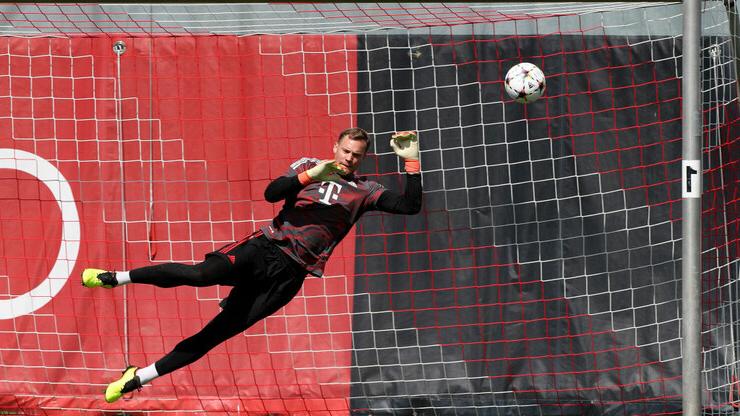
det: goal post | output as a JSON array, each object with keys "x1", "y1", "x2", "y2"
[
  {"x1": 682, "y1": 1, "x2": 702, "y2": 415},
  {"x1": 0, "y1": 2, "x2": 737, "y2": 415}
]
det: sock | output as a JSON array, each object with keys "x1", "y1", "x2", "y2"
[
  {"x1": 136, "y1": 363, "x2": 159, "y2": 384},
  {"x1": 116, "y1": 271, "x2": 132, "y2": 286}
]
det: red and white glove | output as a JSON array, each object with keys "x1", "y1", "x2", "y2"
[{"x1": 390, "y1": 131, "x2": 420, "y2": 174}]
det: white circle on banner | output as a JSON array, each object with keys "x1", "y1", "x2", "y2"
[{"x1": 0, "y1": 149, "x2": 80, "y2": 319}]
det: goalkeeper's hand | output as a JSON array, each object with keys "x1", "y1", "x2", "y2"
[
  {"x1": 299, "y1": 160, "x2": 348, "y2": 184},
  {"x1": 390, "y1": 131, "x2": 420, "y2": 173}
]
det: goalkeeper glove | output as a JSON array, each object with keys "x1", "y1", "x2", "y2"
[
  {"x1": 390, "y1": 131, "x2": 420, "y2": 173},
  {"x1": 298, "y1": 160, "x2": 348, "y2": 185}
]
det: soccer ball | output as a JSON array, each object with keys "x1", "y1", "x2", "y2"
[{"x1": 504, "y1": 62, "x2": 546, "y2": 104}]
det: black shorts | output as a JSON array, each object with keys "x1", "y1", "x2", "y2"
[{"x1": 207, "y1": 231, "x2": 307, "y2": 314}]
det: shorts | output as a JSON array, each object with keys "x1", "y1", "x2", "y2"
[{"x1": 207, "y1": 231, "x2": 307, "y2": 313}]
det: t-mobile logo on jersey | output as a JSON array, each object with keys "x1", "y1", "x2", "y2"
[{"x1": 318, "y1": 181, "x2": 342, "y2": 205}]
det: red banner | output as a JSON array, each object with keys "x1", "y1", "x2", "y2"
[{"x1": 0, "y1": 35, "x2": 357, "y2": 414}]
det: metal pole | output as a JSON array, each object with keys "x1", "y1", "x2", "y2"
[
  {"x1": 113, "y1": 40, "x2": 130, "y2": 364},
  {"x1": 682, "y1": 0, "x2": 703, "y2": 415}
]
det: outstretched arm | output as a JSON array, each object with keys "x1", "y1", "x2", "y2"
[
  {"x1": 376, "y1": 173, "x2": 422, "y2": 214},
  {"x1": 376, "y1": 130, "x2": 422, "y2": 215}
]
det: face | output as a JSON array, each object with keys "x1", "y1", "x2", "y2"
[{"x1": 333, "y1": 135, "x2": 368, "y2": 174}]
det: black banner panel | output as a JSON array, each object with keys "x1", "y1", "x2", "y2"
[{"x1": 351, "y1": 34, "x2": 688, "y2": 415}]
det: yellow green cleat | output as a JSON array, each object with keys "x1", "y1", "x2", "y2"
[
  {"x1": 81, "y1": 268, "x2": 118, "y2": 288},
  {"x1": 105, "y1": 365, "x2": 141, "y2": 403}
]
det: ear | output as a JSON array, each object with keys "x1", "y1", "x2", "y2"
[{"x1": 333, "y1": 141, "x2": 339, "y2": 154}]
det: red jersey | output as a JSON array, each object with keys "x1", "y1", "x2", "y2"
[{"x1": 261, "y1": 157, "x2": 386, "y2": 276}]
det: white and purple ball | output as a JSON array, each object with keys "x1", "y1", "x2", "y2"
[{"x1": 504, "y1": 62, "x2": 546, "y2": 104}]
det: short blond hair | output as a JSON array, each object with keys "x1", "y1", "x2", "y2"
[{"x1": 337, "y1": 127, "x2": 370, "y2": 147}]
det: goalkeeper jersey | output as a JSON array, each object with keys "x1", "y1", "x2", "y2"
[{"x1": 261, "y1": 157, "x2": 386, "y2": 277}]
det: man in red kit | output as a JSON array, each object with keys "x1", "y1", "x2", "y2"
[{"x1": 81, "y1": 127, "x2": 422, "y2": 403}]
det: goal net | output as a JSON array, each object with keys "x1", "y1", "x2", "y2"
[{"x1": 0, "y1": 2, "x2": 737, "y2": 415}]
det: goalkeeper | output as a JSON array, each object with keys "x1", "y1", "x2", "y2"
[{"x1": 82, "y1": 127, "x2": 422, "y2": 403}]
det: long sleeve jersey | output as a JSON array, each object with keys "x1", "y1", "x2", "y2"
[{"x1": 261, "y1": 157, "x2": 422, "y2": 276}]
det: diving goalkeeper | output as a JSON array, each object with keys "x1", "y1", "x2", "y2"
[{"x1": 82, "y1": 127, "x2": 422, "y2": 403}]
